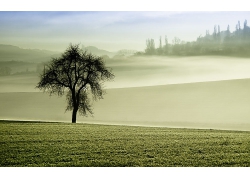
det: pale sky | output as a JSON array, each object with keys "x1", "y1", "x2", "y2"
[{"x1": 1, "y1": 11, "x2": 250, "y2": 52}]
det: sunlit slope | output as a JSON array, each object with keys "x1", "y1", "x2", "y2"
[
  {"x1": 86, "y1": 79, "x2": 250, "y2": 130},
  {"x1": 1, "y1": 78, "x2": 250, "y2": 131}
]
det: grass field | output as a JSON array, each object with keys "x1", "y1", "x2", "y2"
[{"x1": 1, "y1": 120, "x2": 250, "y2": 167}]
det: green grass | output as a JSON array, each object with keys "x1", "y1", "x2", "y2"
[{"x1": 0, "y1": 120, "x2": 250, "y2": 167}]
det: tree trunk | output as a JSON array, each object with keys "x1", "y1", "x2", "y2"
[
  {"x1": 72, "y1": 108, "x2": 77, "y2": 123},
  {"x1": 71, "y1": 89, "x2": 78, "y2": 123}
]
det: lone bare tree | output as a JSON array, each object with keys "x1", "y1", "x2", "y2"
[{"x1": 36, "y1": 44, "x2": 115, "y2": 123}]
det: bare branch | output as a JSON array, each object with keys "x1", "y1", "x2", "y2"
[{"x1": 36, "y1": 43, "x2": 115, "y2": 123}]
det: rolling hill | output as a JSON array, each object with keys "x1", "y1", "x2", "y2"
[
  {"x1": 0, "y1": 44, "x2": 136, "y2": 62},
  {"x1": 82, "y1": 46, "x2": 116, "y2": 57},
  {"x1": 0, "y1": 44, "x2": 60, "y2": 62}
]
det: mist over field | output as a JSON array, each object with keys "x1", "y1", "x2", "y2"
[
  {"x1": 105, "y1": 56, "x2": 250, "y2": 88},
  {"x1": 1, "y1": 55, "x2": 250, "y2": 131},
  {"x1": 2, "y1": 56, "x2": 250, "y2": 91}
]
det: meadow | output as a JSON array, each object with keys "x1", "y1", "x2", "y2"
[{"x1": 0, "y1": 120, "x2": 250, "y2": 167}]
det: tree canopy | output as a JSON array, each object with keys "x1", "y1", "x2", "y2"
[{"x1": 36, "y1": 44, "x2": 115, "y2": 123}]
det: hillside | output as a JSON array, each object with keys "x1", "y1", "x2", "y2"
[
  {"x1": 83, "y1": 46, "x2": 116, "y2": 57},
  {"x1": 1, "y1": 55, "x2": 250, "y2": 131},
  {"x1": 1, "y1": 78, "x2": 250, "y2": 131},
  {"x1": 0, "y1": 44, "x2": 137, "y2": 62},
  {"x1": 0, "y1": 44, "x2": 60, "y2": 62}
]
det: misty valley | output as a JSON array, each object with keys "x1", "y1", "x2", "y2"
[
  {"x1": 1, "y1": 11, "x2": 250, "y2": 168},
  {"x1": 1, "y1": 47, "x2": 250, "y2": 131}
]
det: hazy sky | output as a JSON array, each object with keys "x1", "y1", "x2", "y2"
[{"x1": 1, "y1": 11, "x2": 250, "y2": 52}]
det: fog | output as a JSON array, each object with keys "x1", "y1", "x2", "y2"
[
  {"x1": 106, "y1": 56, "x2": 250, "y2": 88},
  {"x1": 1, "y1": 56, "x2": 250, "y2": 131},
  {"x1": 0, "y1": 74, "x2": 38, "y2": 92},
  {"x1": 3, "y1": 56, "x2": 250, "y2": 92}
]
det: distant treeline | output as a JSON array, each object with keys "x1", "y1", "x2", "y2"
[
  {"x1": 137, "y1": 20, "x2": 250, "y2": 57},
  {"x1": 0, "y1": 67, "x2": 11, "y2": 76},
  {"x1": 0, "y1": 61, "x2": 46, "y2": 76}
]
